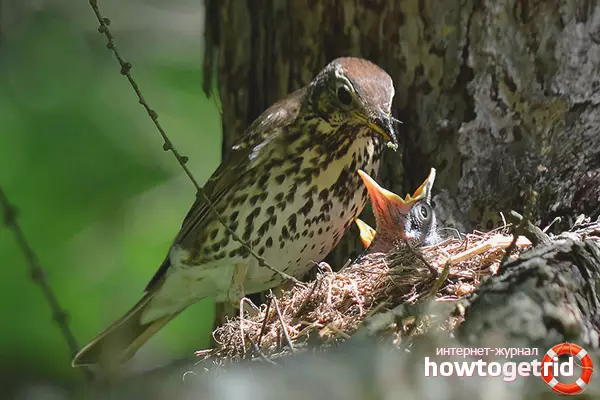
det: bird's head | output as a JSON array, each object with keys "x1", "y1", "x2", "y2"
[
  {"x1": 307, "y1": 57, "x2": 398, "y2": 147},
  {"x1": 356, "y1": 168, "x2": 439, "y2": 251}
]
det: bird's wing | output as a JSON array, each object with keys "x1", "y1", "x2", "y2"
[{"x1": 145, "y1": 88, "x2": 306, "y2": 291}]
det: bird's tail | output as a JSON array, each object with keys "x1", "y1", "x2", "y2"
[{"x1": 72, "y1": 291, "x2": 178, "y2": 367}]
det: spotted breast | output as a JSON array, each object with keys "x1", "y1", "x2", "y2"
[{"x1": 72, "y1": 57, "x2": 397, "y2": 366}]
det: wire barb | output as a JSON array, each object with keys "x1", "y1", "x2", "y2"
[
  {"x1": 0, "y1": 187, "x2": 91, "y2": 379},
  {"x1": 87, "y1": 0, "x2": 301, "y2": 286}
]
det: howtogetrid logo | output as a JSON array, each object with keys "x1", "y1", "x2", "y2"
[{"x1": 542, "y1": 342, "x2": 594, "y2": 395}]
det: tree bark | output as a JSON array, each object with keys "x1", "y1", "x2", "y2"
[
  {"x1": 459, "y1": 237, "x2": 600, "y2": 350},
  {"x1": 204, "y1": 0, "x2": 600, "y2": 266}
]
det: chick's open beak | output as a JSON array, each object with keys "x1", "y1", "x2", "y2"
[
  {"x1": 407, "y1": 168, "x2": 436, "y2": 203},
  {"x1": 353, "y1": 111, "x2": 397, "y2": 146},
  {"x1": 355, "y1": 218, "x2": 376, "y2": 249},
  {"x1": 357, "y1": 170, "x2": 412, "y2": 228},
  {"x1": 357, "y1": 168, "x2": 436, "y2": 232}
]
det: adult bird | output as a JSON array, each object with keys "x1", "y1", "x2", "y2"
[
  {"x1": 355, "y1": 168, "x2": 438, "y2": 253},
  {"x1": 72, "y1": 57, "x2": 397, "y2": 367}
]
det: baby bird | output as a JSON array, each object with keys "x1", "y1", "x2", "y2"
[{"x1": 355, "y1": 168, "x2": 438, "y2": 253}]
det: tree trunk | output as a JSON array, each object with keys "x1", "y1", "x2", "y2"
[
  {"x1": 204, "y1": 0, "x2": 600, "y2": 266},
  {"x1": 459, "y1": 237, "x2": 600, "y2": 350}
]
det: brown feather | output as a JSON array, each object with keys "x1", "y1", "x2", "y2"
[
  {"x1": 73, "y1": 57, "x2": 396, "y2": 367},
  {"x1": 146, "y1": 87, "x2": 307, "y2": 288},
  {"x1": 72, "y1": 286, "x2": 179, "y2": 367}
]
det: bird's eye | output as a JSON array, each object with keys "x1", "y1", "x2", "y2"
[
  {"x1": 337, "y1": 85, "x2": 353, "y2": 106},
  {"x1": 419, "y1": 204, "x2": 430, "y2": 220}
]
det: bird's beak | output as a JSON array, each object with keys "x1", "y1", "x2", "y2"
[
  {"x1": 357, "y1": 170, "x2": 413, "y2": 228},
  {"x1": 357, "y1": 168, "x2": 436, "y2": 230},
  {"x1": 355, "y1": 218, "x2": 376, "y2": 249},
  {"x1": 409, "y1": 168, "x2": 436, "y2": 203},
  {"x1": 353, "y1": 111, "x2": 398, "y2": 146}
]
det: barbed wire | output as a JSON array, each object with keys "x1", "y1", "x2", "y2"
[
  {"x1": 0, "y1": 187, "x2": 91, "y2": 379},
  {"x1": 87, "y1": 0, "x2": 301, "y2": 285}
]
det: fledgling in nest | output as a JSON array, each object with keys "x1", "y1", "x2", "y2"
[{"x1": 206, "y1": 169, "x2": 532, "y2": 363}]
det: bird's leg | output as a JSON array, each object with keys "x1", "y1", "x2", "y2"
[
  {"x1": 229, "y1": 263, "x2": 259, "y2": 316},
  {"x1": 228, "y1": 263, "x2": 248, "y2": 306}
]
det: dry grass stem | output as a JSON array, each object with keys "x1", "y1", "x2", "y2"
[{"x1": 200, "y1": 219, "x2": 600, "y2": 366}]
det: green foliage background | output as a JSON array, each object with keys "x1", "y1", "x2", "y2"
[{"x1": 0, "y1": 2, "x2": 221, "y2": 391}]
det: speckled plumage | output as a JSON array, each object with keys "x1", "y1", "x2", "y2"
[{"x1": 73, "y1": 57, "x2": 397, "y2": 366}]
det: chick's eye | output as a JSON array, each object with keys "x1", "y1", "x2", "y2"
[
  {"x1": 337, "y1": 85, "x2": 353, "y2": 106},
  {"x1": 419, "y1": 204, "x2": 429, "y2": 219}
]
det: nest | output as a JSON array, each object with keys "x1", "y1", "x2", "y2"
[{"x1": 196, "y1": 225, "x2": 538, "y2": 366}]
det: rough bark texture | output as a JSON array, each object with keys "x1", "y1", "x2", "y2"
[
  {"x1": 204, "y1": 0, "x2": 600, "y2": 267},
  {"x1": 459, "y1": 237, "x2": 600, "y2": 350}
]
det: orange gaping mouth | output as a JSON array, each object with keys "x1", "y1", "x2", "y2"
[{"x1": 356, "y1": 168, "x2": 436, "y2": 243}]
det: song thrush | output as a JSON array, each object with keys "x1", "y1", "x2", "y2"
[
  {"x1": 73, "y1": 57, "x2": 397, "y2": 366},
  {"x1": 355, "y1": 168, "x2": 438, "y2": 253}
]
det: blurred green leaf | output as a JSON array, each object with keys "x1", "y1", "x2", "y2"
[{"x1": 0, "y1": 6, "x2": 222, "y2": 385}]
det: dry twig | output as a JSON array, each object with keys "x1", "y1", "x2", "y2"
[
  {"x1": 206, "y1": 227, "x2": 553, "y2": 362},
  {"x1": 269, "y1": 290, "x2": 295, "y2": 353}
]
